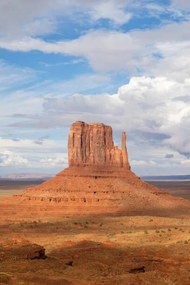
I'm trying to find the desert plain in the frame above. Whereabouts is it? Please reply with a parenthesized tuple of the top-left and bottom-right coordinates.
(0, 180, 190, 285)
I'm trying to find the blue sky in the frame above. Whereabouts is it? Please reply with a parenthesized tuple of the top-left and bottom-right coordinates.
(0, 0, 190, 176)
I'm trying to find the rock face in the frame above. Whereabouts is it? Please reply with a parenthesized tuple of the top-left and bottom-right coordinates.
(1, 120, 190, 217)
(68, 121, 130, 169)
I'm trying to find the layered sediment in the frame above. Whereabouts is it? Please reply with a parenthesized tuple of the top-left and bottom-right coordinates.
(1, 121, 190, 217)
(68, 121, 130, 169)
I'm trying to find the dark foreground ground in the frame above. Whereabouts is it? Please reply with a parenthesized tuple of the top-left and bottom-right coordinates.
(0, 180, 45, 197)
(0, 180, 190, 285)
(148, 181, 190, 200)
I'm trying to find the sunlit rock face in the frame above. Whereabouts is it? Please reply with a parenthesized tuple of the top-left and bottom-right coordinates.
(68, 121, 130, 169)
(3, 120, 189, 217)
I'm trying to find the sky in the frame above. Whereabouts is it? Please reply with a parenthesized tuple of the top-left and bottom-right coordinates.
(0, 0, 190, 176)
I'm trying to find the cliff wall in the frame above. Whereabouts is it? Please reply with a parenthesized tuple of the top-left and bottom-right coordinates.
(68, 121, 130, 169)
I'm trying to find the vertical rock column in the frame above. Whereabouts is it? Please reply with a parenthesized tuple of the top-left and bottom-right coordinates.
(122, 132, 130, 169)
(68, 121, 130, 169)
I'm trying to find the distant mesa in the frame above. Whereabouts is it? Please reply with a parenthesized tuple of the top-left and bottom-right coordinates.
(0, 173, 52, 180)
(1, 120, 190, 217)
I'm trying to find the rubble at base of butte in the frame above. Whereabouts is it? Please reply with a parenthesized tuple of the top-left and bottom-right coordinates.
(2, 121, 190, 216)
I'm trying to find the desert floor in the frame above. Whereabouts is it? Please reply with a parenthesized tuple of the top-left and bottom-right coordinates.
(0, 181, 190, 285)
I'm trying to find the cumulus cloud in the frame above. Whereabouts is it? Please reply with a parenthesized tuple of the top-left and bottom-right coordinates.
(0, 0, 189, 175)
(1, 56, 189, 175)
(5, 76, 190, 165)
(0, 150, 28, 167)
(0, 138, 67, 169)
(0, 150, 67, 168)
(0, 73, 190, 174)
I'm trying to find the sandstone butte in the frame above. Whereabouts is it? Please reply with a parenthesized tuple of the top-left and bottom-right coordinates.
(1, 121, 190, 217)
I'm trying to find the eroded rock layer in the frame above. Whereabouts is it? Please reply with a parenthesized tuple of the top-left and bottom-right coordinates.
(68, 121, 130, 169)
(1, 120, 190, 217)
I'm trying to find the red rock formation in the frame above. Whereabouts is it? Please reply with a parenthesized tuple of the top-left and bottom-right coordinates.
(68, 121, 130, 169)
(0, 120, 190, 217)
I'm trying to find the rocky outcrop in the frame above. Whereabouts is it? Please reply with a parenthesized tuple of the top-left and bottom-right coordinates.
(0, 242, 46, 260)
(1, 120, 190, 217)
(68, 121, 130, 169)
(26, 244, 46, 260)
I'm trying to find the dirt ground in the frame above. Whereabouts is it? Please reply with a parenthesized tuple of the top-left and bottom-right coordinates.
(0, 213, 190, 285)
(0, 181, 190, 285)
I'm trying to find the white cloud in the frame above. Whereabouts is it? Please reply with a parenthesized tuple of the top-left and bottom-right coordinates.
(0, 89, 44, 131)
(0, 0, 186, 40)
(90, 1, 132, 25)
(0, 67, 112, 132)
(0, 0, 57, 38)
(0, 21, 190, 78)
(0, 1, 190, 175)
(0, 31, 143, 72)
(181, 159, 190, 166)
(1, 57, 189, 175)
(1, 0, 187, 41)
(47, 74, 111, 94)
(0, 0, 132, 39)
(0, 60, 41, 132)
(0, 138, 67, 169)
(131, 160, 157, 167)
(7, 76, 189, 165)
(0, 149, 67, 168)
(38, 155, 67, 168)
(171, 0, 190, 9)
(0, 138, 64, 150)
(0, 60, 35, 91)
(0, 150, 28, 167)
